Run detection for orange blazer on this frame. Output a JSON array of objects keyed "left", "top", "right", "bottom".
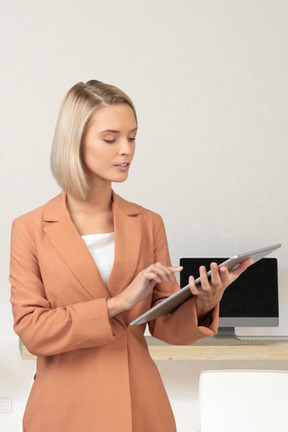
[{"left": 10, "top": 191, "right": 219, "bottom": 432}]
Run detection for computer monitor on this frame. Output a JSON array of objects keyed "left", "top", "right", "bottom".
[{"left": 180, "top": 257, "right": 279, "bottom": 337}]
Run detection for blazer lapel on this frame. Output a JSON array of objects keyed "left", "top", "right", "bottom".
[
  {"left": 43, "top": 192, "right": 108, "bottom": 300},
  {"left": 42, "top": 191, "right": 143, "bottom": 300},
  {"left": 107, "top": 192, "right": 142, "bottom": 297}
]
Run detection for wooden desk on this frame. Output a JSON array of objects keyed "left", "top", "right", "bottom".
[
  {"left": 146, "top": 336, "right": 288, "bottom": 361},
  {"left": 20, "top": 336, "right": 288, "bottom": 361}
]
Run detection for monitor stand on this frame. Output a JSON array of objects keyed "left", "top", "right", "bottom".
[{"left": 214, "top": 327, "right": 237, "bottom": 338}]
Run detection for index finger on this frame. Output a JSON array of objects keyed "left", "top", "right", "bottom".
[{"left": 168, "top": 266, "right": 183, "bottom": 273}]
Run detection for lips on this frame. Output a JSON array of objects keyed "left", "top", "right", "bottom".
[{"left": 113, "top": 162, "right": 131, "bottom": 172}]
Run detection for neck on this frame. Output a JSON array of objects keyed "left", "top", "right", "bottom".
[{"left": 66, "top": 182, "right": 112, "bottom": 214}]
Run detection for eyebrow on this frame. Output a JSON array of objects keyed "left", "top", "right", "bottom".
[{"left": 99, "top": 127, "right": 138, "bottom": 134}]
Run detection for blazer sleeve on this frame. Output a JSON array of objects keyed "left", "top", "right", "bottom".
[
  {"left": 148, "top": 214, "right": 219, "bottom": 345},
  {"left": 9, "top": 217, "right": 116, "bottom": 357}
]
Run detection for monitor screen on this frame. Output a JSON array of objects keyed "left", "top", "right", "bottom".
[{"left": 179, "top": 257, "right": 279, "bottom": 337}]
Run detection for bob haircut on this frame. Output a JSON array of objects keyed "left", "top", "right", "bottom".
[{"left": 50, "top": 80, "right": 137, "bottom": 200}]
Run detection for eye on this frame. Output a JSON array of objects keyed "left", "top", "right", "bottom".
[
  {"left": 103, "top": 139, "right": 116, "bottom": 144},
  {"left": 128, "top": 137, "right": 136, "bottom": 142}
]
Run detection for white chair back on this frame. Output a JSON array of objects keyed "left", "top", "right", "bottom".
[{"left": 198, "top": 370, "right": 288, "bottom": 432}]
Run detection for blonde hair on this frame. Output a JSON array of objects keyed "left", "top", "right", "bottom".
[{"left": 50, "top": 80, "right": 137, "bottom": 200}]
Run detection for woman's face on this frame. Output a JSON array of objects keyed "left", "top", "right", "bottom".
[{"left": 81, "top": 104, "right": 137, "bottom": 185}]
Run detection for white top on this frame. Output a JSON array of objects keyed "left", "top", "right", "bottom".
[{"left": 81, "top": 232, "right": 115, "bottom": 286}]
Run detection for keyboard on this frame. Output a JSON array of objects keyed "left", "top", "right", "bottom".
[{"left": 237, "top": 335, "right": 288, "bottom": 341}]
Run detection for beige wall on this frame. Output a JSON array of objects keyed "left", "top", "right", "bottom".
[{"left": 1, "top": 1, "right": 287, "bottom": 430}]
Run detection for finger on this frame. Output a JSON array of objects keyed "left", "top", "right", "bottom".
[
  {"left": 146, "top": 263, "right": 182, "bottom": 284},
  {"left": 168, "top": 265, "right": 183, "bottom": 278},
  {"left": 199, "top": 265, "right": 210, "bottom": 291},
  {"left": 189, "top": 275, "right": 201, "bottom": 295},
  {"left": 151, "top": 263, "right": 180, "bottom": 282},
  {"left": 210, "top": 262, "right": 221, "bottom": 285},
  {"left": 149, "top": 263, "right": 171, "bottom": 282},
  {"left": 230, "top": 258, "right": 253, "bottom": 280},
  {"left": 144, "top": 270, "right": 162, "bottom": 284},
  {"left": 168, "top": 266, "right": 183, "bottom": 272},
  {"left": 158, "top": 264, "right": 183, "bottom": 282},
  {"left": 219, "top": 266, "right": 231, "bottom": 285}
]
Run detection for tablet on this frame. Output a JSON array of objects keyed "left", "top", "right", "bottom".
[{"left": 129, "top": 243, "right": 281, "bottom": 326}]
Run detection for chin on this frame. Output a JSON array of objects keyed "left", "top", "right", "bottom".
[
  {"left": 111, "top": 171, "right": 130, "bottom": 183},
  {"left": 113, "top": 176, "right": 129, "bottom": 183}
]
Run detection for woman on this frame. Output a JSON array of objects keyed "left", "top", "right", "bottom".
[{"left": 10, "top": 80, "right": 251, "bottom": 432}]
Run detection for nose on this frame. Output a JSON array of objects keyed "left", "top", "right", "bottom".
[{"left": 118, "top": 138, "right": 133, "bottom": 155}]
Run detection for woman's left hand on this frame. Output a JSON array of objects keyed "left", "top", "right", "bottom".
[{"left": 189, "top": 259, "right": 253, "bottom": 322}]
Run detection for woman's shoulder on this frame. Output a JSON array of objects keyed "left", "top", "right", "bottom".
[
  {"left": 12, "top": 193, "right": 63, "bottom": 228},
  {"left": 113, "top": 192, "right": 162, "bottom": 221}
]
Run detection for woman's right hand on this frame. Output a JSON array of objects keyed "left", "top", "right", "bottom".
[{"left": 107, "top": 263, "right": 182, "bottom": 318}]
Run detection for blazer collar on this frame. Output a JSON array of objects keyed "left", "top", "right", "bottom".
[{"left": 43, "top": 191, "right": 142, "bottom": 299}]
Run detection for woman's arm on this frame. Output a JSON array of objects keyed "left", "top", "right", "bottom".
[
  {"left": 107, "top": 262, "right": 182, "bottom": 318},
  {"left": 10, "top": 217, "right": 116, "bottom": 357},
  {"left": 148, "top": 214, "right": 252, "bottom": 345}
]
